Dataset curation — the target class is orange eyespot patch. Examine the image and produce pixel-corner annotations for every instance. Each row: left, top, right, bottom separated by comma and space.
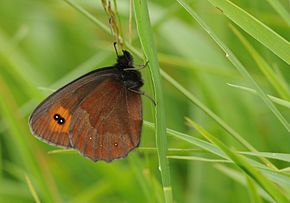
49, 106, 72, 133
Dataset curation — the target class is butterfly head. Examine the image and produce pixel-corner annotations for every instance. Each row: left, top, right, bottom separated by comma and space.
116, 50, 134, 69
114, 50, 143, 90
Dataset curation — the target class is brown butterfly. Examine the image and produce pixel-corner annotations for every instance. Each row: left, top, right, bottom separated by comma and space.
29, 50, 143, 162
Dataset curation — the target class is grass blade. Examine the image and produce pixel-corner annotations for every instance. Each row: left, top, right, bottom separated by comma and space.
160, 70, 277, 167
167, 155, 231, 163
0, 76, 61, 202
63, 0, 110, 34
207, 0, 290, 65
227, 83, 290, 109
265, 0, 290, 26
176, 0, 290, 132
70, 181, 111, 203
186, 118, 290, 202
216, 165, 274, 202
230, 24, 290, 100
240, 151, 290, 163
247, 176, 264, 203
133, 1, 172, 202
24, 174, 41, 203
145, 120, 290, 194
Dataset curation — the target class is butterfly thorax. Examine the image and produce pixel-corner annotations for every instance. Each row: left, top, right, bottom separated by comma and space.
115, 50, 143, 90
121, 69, 143, 90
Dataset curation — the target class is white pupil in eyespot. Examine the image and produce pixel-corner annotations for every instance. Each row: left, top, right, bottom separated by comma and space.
53, 114, 65, 125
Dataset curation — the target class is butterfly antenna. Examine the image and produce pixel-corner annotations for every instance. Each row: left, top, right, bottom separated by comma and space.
113, 42, 119, 57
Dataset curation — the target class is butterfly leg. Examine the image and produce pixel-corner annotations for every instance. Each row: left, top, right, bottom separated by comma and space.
128, 87, 156, 106
124, 60, 149, 71
135, 60, 149, 70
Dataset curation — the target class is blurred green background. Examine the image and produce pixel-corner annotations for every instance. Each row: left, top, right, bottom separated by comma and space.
0, 0, 289, 202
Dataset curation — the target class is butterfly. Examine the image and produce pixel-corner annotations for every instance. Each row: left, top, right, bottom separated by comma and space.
29, 49, 143, 162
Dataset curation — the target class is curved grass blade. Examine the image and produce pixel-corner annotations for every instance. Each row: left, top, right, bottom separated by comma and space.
160, 70, 276, 168
230, 24, 290, 100
216, 165, 274, 202
227, 83, 290, 109
186, 118, 290, 202
144, 121, 290, 196
207, 0, 290, 65
176, 0, 290, 132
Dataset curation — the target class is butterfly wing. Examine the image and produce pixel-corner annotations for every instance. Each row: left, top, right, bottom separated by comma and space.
29, 67, 117, 148
70, 78, 142, 162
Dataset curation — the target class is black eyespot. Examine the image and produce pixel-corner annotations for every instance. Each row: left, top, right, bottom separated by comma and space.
57, 118, 65, 125
53, 114, 60, 121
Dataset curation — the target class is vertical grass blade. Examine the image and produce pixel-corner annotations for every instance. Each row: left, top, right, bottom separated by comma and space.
133, 1, 173, 202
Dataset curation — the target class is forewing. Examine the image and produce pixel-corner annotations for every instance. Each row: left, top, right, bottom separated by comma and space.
70, 78, 142, 162
29, 67, 116, 148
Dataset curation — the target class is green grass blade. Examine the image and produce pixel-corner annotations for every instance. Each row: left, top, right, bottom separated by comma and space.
216, 165, 273, 202
24, 174, 41, 203
143, 120, 227, 160
146, 119, 290, 190
138, 147, 201, 153
0, 29, 43, 99
160, 70, 277, 168
280, 167, 290, 173
63, 0, 110, 34
246, 176, 264, 203
207, 0, 290, 65
240, 151, 290, 163
0, 76, 62, 202
129, 154, 163, 203
176, 0, 290, 132
230, 24, 290, 100
0, 180, 32, 200
227, 83, 290, 109
186, 118, 290, 202
70, 181, 111, 203
47, 147, 290, 166
167, 155, 231, 163
266, 0, 290, 26
133, 1, 172, 202
47, 149, 75, 155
